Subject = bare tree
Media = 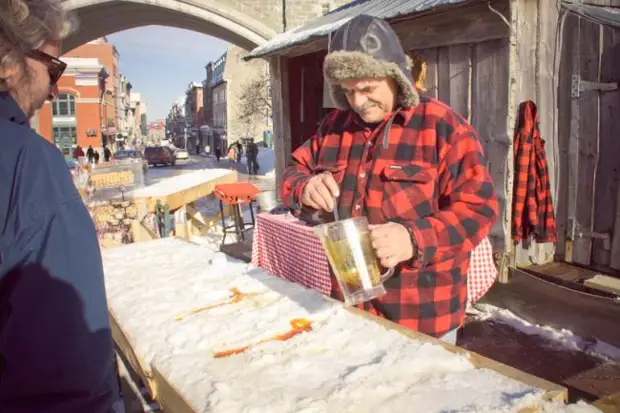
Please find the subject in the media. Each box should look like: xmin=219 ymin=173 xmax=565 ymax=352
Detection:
xmin=237 ymin=72 xmax=272 ymax=136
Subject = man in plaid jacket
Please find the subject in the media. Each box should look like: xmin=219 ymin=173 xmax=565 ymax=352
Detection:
xmin=281 ymin=14 xmax=499 ymax=342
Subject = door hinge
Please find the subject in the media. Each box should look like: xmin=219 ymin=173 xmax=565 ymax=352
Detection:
xmin=568 ymin=218 xmax=611 ymax=250
xmin=572 ymin=75 xmax=618 ymax=98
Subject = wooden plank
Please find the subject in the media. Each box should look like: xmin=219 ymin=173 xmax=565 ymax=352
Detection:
xmin=512 ymin=0 xmax=553 ymax=267
xmin=536 ymin=0 xmax=560 ymax=230
xmin=610 ymin=184 xmax=620 ymax=269
xmin=151 ymin=366 xmax=195 ymax=413
xmin=486 ymin=265 xmax=620 ymax=348
xmin=593 ymin=25 xmax=620 ymax=268
xmin=571 ymin=18 xmax=602 ymax=266
xmin=138 ymin=171 xmax=238 ymax=213
xmin=411 ymin=48 xmax=438 ymax=98
xmin=556 ymin=13 xmax=579 ymax=261
xmin=437 ymin=46 xmax=450 ymax=104
xmin=394 ymin=1 xmax=510 ymax=52
xmin=584 ymin=274 xmax=620 ymax=296
xmin=448 ymin=43 xmax=472 ymax=119
xmin=594 ymin=391 xmax=620 ymax=412
xmin=270 ymin=56 xmax=292 ymax=201
xmin=471 ymin=38 xmax=510 ymax=251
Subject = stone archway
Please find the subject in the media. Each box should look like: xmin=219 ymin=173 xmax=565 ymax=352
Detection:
xmin=62 ymin=0 xmax=280 ymax=52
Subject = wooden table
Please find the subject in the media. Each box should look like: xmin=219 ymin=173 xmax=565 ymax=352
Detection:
xmin=128 ymin=169 xmax=238 ymax=240
xmin=102 ymin=239 xmax=574 ymax=413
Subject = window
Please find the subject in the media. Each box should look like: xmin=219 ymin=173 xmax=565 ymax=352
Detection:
xmin=52 ymin=94 xmax=76 ymax=116
xmin=52 ymin=126 xmax=77 ymax=145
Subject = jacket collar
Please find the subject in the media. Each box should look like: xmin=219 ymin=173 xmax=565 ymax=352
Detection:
xmin=0 ymin=92 xmax=29 ymax=126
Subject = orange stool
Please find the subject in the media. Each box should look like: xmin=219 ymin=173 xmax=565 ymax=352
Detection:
xmin=214 ymin=183 xmax=261 ymax=245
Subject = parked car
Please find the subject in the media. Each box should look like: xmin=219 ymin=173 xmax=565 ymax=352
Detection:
xmin=144 ymin=146 xmax=176 ymax=167
xmin=113 ymin=149 xmax=149 ymax=175
xmin=175 ymin=148 xmax=190 ymax=160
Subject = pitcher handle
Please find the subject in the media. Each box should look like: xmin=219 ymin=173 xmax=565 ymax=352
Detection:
xmin=380 ymin=267 xmax=395 ymax=283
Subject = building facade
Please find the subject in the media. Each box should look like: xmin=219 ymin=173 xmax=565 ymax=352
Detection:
xmin=64 ymin=37 xmax=121 ymax=147
xmin=38 ymin=57 xmax=105 ymax=154
xmin=201 ymin=45 xmax=272 ymax=155
xmin=39 ymin=37 xmax=146 ymax=156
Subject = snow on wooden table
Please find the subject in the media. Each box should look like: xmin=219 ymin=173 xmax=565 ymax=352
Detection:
xmin=102 ymin=238 xmax=599 ymax=413
xmin=131 ymin=168 xmax=234 ymax=198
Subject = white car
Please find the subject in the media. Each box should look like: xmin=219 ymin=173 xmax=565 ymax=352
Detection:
xmin=175 ymin=148 xmax=190 ymax=160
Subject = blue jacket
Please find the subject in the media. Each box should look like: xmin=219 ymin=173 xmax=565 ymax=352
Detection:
xmin=0 ymin=93 xmax=120 ymax=412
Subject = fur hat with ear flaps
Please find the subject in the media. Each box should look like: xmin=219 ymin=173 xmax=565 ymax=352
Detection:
xmin=323 ymin=14 xmax=419 ymax=111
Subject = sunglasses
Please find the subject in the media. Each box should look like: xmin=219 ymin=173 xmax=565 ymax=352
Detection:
xmin=27 ymin=49 xmax=67 ymax=85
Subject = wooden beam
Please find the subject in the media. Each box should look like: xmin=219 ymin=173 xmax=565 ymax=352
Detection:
xmin=262 ymin=1 xmax=510 ymax=60
xmin=568 ymin=18 xmax=602 ymax=265
xmin=610 ymin=184 xmax=620 ymax=269
xmin=592 ymin=25 xmax=620 ymax=268
xmin=269 ymin=56 xmax=292 ymax=200
xmin=394 ymin=0 xmax=510 ymax=51
xmin=593 ymin=391 xmax=620 ymax=412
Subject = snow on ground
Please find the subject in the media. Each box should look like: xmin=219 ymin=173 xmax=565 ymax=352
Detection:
xmin=102 ymin=239 xmax=601 ymax=413
xmin=470 ymin=304 xmax=620 ymax=361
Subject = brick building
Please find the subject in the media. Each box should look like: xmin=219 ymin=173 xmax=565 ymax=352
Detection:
xmin=38 ymin=57 xmax=106 ymax=153
xmin=39 ymin=37 xmax=145 ymax=154
xmin=63 ymin=37 xmax=120 ymax=145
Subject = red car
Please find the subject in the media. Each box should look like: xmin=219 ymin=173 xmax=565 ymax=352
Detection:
xmin=144 ymin=146 xmax=176 ymax=167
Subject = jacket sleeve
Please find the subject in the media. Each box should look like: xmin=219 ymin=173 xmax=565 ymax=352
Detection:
xmin=280 ymin=136 xmax=321 ymax=212
xmin=398 ymin=121 xmax=499 ymax=268
xmin=0 ymin=197 xmax=120 ymax=413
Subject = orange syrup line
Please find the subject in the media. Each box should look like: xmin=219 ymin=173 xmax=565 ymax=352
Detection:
xmin=212 ymin=318 xmax=313 ymax=358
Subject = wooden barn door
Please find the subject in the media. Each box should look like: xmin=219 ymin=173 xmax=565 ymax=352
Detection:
xmin=563 ymin=15 xmax=620 ymax=269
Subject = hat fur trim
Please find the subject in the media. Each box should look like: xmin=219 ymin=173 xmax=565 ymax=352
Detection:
xmin=323 ymin=50 xmax=419 ymax=110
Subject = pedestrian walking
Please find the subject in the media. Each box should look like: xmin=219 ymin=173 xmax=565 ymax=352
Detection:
xmin=0 ymin=1 xmax=122 ymax=411
xmin=246 ymin=138 xmax=259 ymax=175
xmin=103 ymin=145 xmax=111 ymax=162
xmin=87 ymin=144 xmax=95 ymax=163
xmin=215 ymin=143 xmax=221 ymax=162
xmin=236 ymin=140 xmax=243 ymax=164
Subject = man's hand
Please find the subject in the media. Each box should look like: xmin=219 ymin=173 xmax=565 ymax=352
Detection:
xmin=368 ymin=222 xmax=415 ymax=268
xmin=301 ymin=172 xmax=340 ymax=211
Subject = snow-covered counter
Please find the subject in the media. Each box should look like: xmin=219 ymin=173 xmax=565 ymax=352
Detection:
xmin=130 ymin=168 xmax=238 ymax=212
xmin=102 ymin=239 xmax=598 ymax=413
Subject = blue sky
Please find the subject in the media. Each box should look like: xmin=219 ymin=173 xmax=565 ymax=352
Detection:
xmin=107 ymin=26 xmax=229 ymax=121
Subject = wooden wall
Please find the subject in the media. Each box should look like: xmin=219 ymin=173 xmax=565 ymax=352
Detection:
xmin=556 ymin=12 xmax=620 ymax=272
xmin=407 ymin=0 xmax=511 ymax=252
xmin=510 ymin=0 xmax=560 ymax=267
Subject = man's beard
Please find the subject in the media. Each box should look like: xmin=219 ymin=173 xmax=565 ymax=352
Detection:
xmin=28 ymin=84 xmax=49 ymax=118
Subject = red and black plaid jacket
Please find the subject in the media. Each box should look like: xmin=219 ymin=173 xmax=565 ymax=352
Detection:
xmin=281 ymin=96 xmax=499 ymax=337
xmin=512 ymin=100 xmax=557 ymax=246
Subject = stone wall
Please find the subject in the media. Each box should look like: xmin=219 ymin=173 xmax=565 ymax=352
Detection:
xmin=224 ymin=45 xmax=271 ymax=144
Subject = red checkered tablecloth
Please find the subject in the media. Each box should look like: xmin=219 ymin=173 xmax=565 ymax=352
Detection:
xmin=251 ymin=213 xmax=498 ymax=303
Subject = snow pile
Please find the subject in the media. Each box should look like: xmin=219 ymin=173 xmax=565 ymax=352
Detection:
xmin=472 ymin=304 xmax=620 ymax=361
xmin=101 ymin=238 xmax=600 ymax=413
